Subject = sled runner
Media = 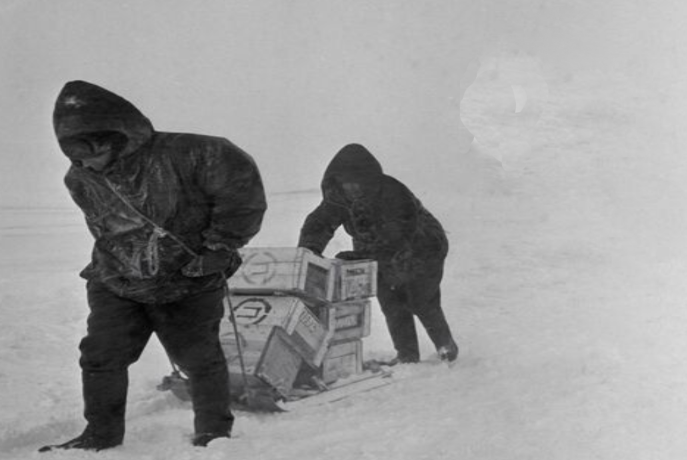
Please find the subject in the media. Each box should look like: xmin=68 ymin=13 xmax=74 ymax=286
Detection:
xmin=158 ymin=362 xmax=394 ymax=412
xmin=285 ymin=367 xmax=393 ymax=408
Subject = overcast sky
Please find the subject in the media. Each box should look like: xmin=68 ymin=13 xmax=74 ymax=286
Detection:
xmin=0 ymin=0 xmax=684 ymax=208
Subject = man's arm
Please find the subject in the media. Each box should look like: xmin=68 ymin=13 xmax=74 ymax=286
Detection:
xmin=197 ymin=139 xmax=267 ymax=251
xmin=182 ymin=139 xmax=266 ymax=279
xmin=298 ymin=200 xmax=345 ymax=255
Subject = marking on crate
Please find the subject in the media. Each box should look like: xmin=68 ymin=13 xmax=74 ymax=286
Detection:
xmin=335 ymin=315 xmax=359 ymax=329
xmin=240 ymin=252 xmax=278 ymax=285
xmin=297 ymin=310 xmax=321 ymax=334
xmin=231 ymin=297 xmax=272 ymax=325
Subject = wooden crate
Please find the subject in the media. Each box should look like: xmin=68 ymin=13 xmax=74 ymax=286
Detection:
xmin=254 ymin=327 xmax=304 ymax=397
xmin=320 ymin=339 xmax=363 ymax=384
xmin=331 ymin=259 xmax=377 ymax=302
xmin=220 ymin=326 xmax=303 ymax=398
xmin=331 ymin=300 xmax=371 ymax=342
xmin=222 ymin=295 xmax=333 ymax=367
xmin=231 ymin=247 xmax=335 ymax=302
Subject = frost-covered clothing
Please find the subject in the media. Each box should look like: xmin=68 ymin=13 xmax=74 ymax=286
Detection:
xmin=54 ymin=81 xmax=266 ymax=304
xmin=50 ymin=80 xmax=265 ymax=447
xmin=298 ymin=144 xmax=457 ymax=362
xmin=81 ymin=281 xmax=232 ymax=443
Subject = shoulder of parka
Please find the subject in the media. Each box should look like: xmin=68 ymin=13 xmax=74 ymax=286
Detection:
xmin=152 ymin=132 xmax=258 ymax=171
xmin=379 ymin=175 xmax=419 ymax=207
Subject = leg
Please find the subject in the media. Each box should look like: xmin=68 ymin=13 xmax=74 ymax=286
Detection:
xmin=377 ymin=279 xmax=420 ymax=362
xmin=411 ymin=286 xmax=457 ymax=358
xmin=150 ymin=288 xmax=233 ymax=440
xmin=406 ymin=262 xmax=458 ymax=361
xmin=79 ymin=281 xmax=152 ymax=444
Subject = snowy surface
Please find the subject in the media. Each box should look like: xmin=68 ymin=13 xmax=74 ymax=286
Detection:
xmin=3 ymin=59 xmax=687 ymax=459
xmin=3 ymin=1 xmax=687 ymax=458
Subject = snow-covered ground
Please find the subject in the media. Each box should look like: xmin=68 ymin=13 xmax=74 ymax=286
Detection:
xmin=2 ymin=51 xmax=687 ymax=460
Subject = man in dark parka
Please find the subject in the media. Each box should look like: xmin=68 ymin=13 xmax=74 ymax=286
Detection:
xmin=298 ymin=143 xmax=458 ymax=364
xmin=42 ymin=81 xmax=266 ymax=451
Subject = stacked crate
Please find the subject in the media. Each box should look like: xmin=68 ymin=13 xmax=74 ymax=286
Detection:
xmin=220 ymin=247 xmax=332 ymax=398
xmin=221 ymin=247 xmax=377 ymax=397
xmin=320 ymin=259 xmax=377 ymax=384
xmin=231 ymin=247 xmax=334 ymax=302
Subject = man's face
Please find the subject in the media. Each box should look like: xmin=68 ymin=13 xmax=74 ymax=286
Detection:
xmin=341 ymin=182 xmax=364 ymax=200
xmin=78 ymin=145 xmax=115 ymax=172
xmin=61 ymin=132 xmax=124 ymax=172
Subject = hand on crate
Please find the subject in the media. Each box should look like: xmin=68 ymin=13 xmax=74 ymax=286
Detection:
xmin=298 ymin=244 xmax=323 ymax=256
xmin=334 ymin=250 xmax=369 ymax=261
xmin=181 ymin=247 xmax=243 ymax=278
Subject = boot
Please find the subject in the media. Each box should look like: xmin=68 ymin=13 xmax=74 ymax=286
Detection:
xmin=437 ymin=339 xmax=459 ymax=363
xmin=82 ymin=370 xmax=127 ymax=442
xmin=393 ymin=352 xmax=420 ymax=365
xmin=38 ymin=429 xmax=122 ymax=452
xmin=192 ymin=432 xmax=231 ymax=447
xmin=378 ymin=352 xmax=420 ymax=367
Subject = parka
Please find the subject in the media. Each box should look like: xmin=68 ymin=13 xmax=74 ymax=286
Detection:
xmin=53 ymin=81 xmax=266 ymax=304
xmin=298 ymin=143 xmax=448 ymax=288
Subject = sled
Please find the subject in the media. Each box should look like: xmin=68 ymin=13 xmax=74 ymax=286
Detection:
xmin=157 ymin=366 xmax=287 ymax=413
xmin=157 ymin=247 xmax=379 ymax=413
xmin=157 ymin=365 xmax=393 ymax=412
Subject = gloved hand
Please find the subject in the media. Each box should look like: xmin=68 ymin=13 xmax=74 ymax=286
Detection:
xmin=299 ymin=246 xmax=322 ymax=256
xmin=181 ymin=247 xmax=243 ymax=278
xmin=335 ymin=250 xmax=369 ymax=261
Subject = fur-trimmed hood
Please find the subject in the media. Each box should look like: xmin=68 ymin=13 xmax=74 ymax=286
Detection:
xmin=53 ymin=80 xmax=154 ymax=161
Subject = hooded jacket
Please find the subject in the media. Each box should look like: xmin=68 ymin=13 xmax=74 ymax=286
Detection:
xmin=54 ymin=81 xmax=266 ymax=303
xmin=298 ymin=144 xmax=447 ymax=285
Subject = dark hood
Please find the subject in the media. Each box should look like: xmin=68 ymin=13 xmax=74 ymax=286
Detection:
xmin=53 ymin=80 xmax=154 ymax=160
xmin=321 ymin=144 xmax=384 ymax=200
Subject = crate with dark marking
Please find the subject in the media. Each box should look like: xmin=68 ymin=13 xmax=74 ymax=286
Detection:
xmin=221 ymin=295 xmax=333 ymax=368
xmin=331 ymin=259 xmax=377 ymax=302
xmin=232 ymin=247 xmax=335 ymax=302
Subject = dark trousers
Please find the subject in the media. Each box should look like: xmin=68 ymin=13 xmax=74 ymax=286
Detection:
xmin=79 ymin=281 xmax=233 ymax=442
xmin=377 ymin=260 xmax=455 ymax=361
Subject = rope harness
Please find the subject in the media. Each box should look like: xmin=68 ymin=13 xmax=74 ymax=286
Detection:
xmin=103 ymin=178 xmax=199 ymax=275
